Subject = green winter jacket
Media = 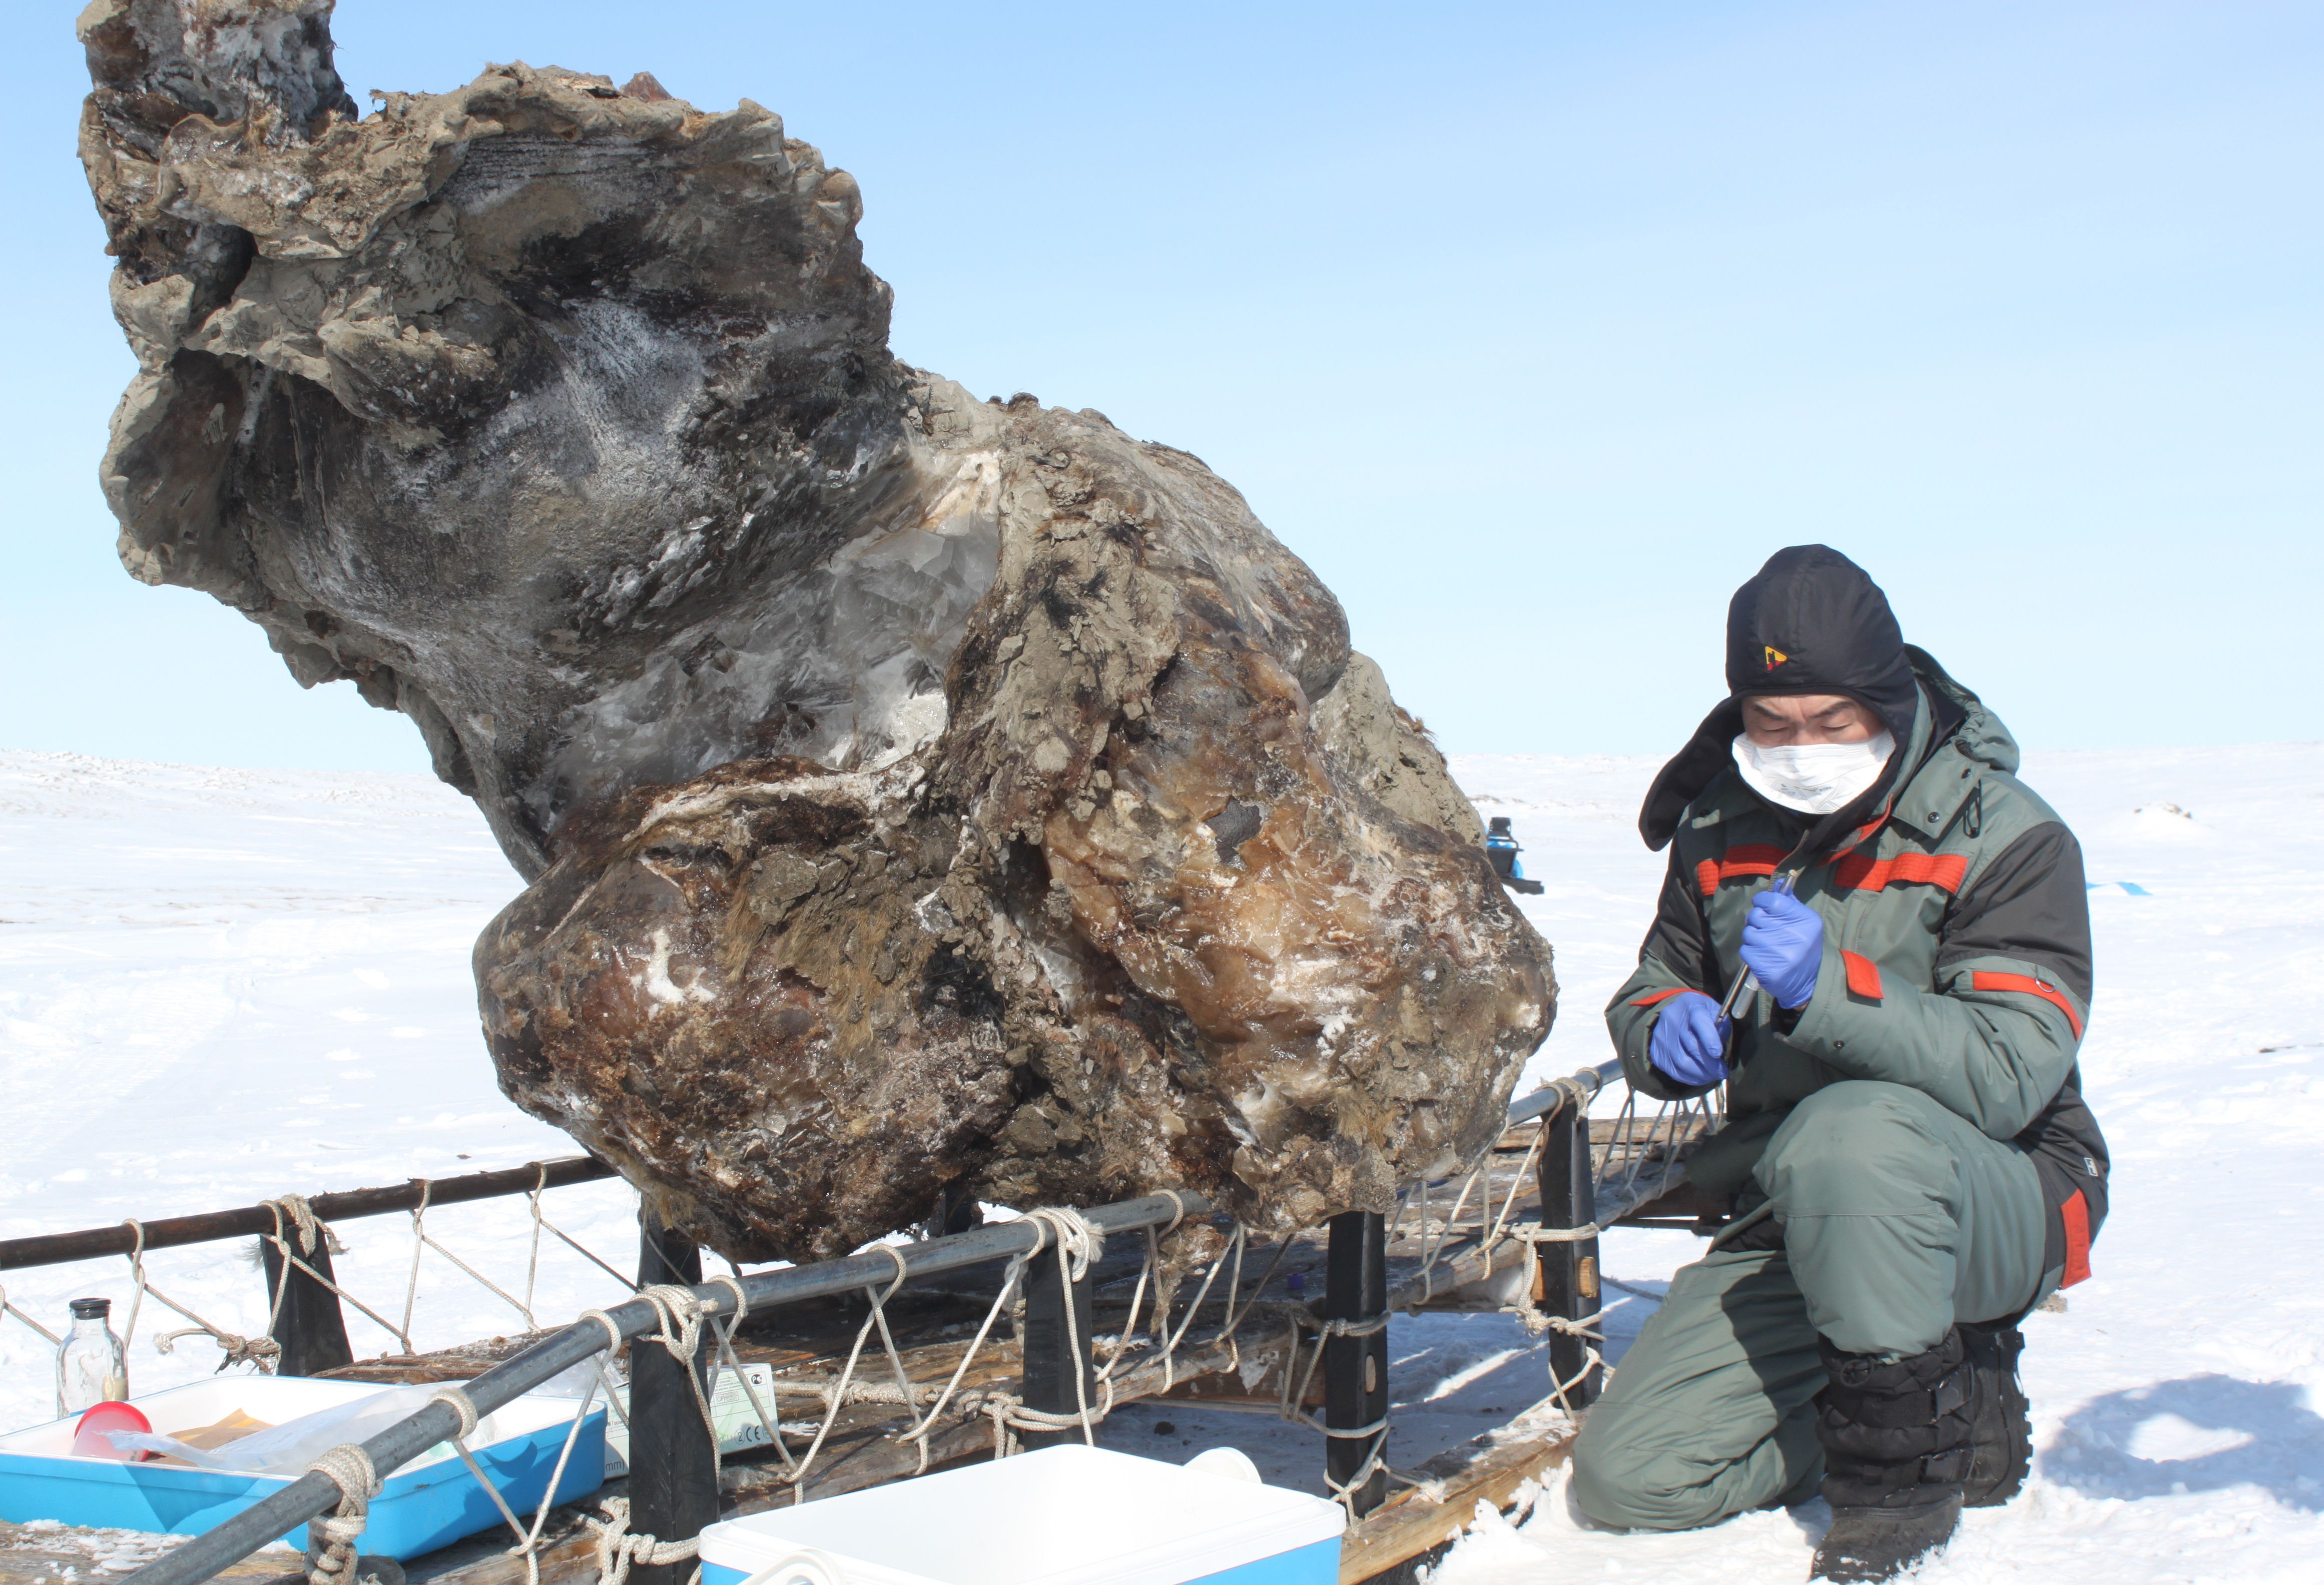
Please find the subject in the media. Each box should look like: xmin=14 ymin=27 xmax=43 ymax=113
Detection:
xmin=1606 ymin=648 xmax=2109 ymax=1265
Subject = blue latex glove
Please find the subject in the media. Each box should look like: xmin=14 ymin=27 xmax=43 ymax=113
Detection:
xmin=1649 ymin=992 xmax=1731 ymax=1086
xmin=1741 ymin=888 xmax=1824 ymax=1008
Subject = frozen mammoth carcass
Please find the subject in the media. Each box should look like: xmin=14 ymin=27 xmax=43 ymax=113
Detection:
xmin=78 ymin=0 xmax=1557 ymax=1261
xmin=476 ymin=394 xmax=1556 ymax=1259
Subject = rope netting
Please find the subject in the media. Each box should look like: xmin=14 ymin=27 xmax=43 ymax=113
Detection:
xmin=637 ymin=1077 xmax=1689 ymax=1526
xmin=0 ymin=1075 xmax=1725 ymax=1576
xmin=2 ymin=1167 xmax=642 ymax=1418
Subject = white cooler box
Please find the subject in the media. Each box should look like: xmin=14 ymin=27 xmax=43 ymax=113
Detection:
xmin=0 ymin=1376 xmax=606 ymax=1560
xmin=697 ymin=1445 xmax=1344 ymax=1585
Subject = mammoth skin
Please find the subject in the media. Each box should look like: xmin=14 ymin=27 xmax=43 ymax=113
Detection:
xmin=79 ymin=0 xmax=1557 ymax=1260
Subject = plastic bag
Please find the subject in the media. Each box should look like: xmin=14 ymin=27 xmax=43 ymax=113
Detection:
xmin=108 ymin=1385 xmax=444 ymax=1474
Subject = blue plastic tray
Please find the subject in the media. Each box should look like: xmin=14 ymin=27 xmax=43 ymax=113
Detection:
xmin=0 ymin=1377 xmax=605 ymax=1560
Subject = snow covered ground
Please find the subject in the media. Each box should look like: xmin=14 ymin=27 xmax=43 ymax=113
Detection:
xmin=0 ymin=753 xmax=648 ymax=1414
xmin=4 ymin=741 xmax=2322 ymax=1581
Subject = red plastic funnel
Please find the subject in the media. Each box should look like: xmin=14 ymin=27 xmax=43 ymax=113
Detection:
xmin=71 ymin=1400 xmax=152 ymax=1460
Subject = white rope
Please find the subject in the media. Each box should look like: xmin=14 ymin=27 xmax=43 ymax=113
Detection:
xmin=1098 ymin=1228 xmax=1163 ymax=1387
xmin=1480 ymin=1120 xmax=1553 ymax=1252
xmin=587 ymin=1497 xmax=700 ymax=1585
xmin=24 ymin=1166 xmax=634 ymax=1426
xmin=0 ymin=1282 xmax=61 ymax=1347
xmin=530 ymin=1166 xmax=639 ymax=1295
xmin=1158 ymin=1222 xmax=1243 ymax=1378
xmin=399 ymin=1182 xmax=431 ymax=1349
xmin=232 ymin=1199 xmax=418 ymax=1357
xmin=405 ymin=1180 xmax=540 ymax=1332
xmin=422 ymin=1380 xmax=605 ymax=1585
xmin=579 ymin=1309 xmax=626 ymax=1354
xmin=979 ymin=1384 xmax=1120 ymax=1459
xmin=502 ymin=1372 xmax=605 ymax=1585
xmin=700 ymin=1273 xmax=788 ymax=1470
xmin=1532 ymin=1297 xmax=1631 ymax=1412
xmin=121 ymin=1219 xmax=282 ymax=1373
xmin=1024 ymin=1208 xmax=1103 ymax=1443
xmin=1270 ymin=1313 xmax=1448 ymax=1515
xmin=890 ymin=1203 xmax=1203 ymax=1471
xmin=262 ymin=1195 xmax=348 ymax=1259
xmin=248 ymin=1202 xmax=411 ymax=1358
xmin=941 ymin=1208 xmax=1109 ymax=1458
xmin=523 ymin=1169 xmax=548 ymax=1320
xmin=1322 ymin=1425 xmax=1389 ymax=1511
xmin=304 ymin=1443 xmax=381 ymax=1585
xmin=1023 ymin=1207 xmax=1104 ymax=1281
xmin=1277 ymin=1308 xmax=1381 ymax=1436
xmin=430 ymin=1384 xmax=481 ymax=1439
xmin=767 ymin=1247 xmax=912 ymax=1500
xmin=577 ymin=1310 xmax=635 ymax=1433
xmin=427 ymin=1380 xmax=526 ymax=1550
xmin=637 ymin=1282 xmax=728 ymax=1497
xmin=893 ymin=1248 xmax=1032 ymax=1473
xmin=1415 ymin=1166 xmax=1484 ymax=1295
xmin=1155 ymin=1189 xmax=1192 ymax=1233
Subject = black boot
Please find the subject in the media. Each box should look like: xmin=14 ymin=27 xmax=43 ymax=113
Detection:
xmin=1809 ymin=1330 xmax=1973 ymax=1582
xmin=1958 ymin=1320 xmax=2032 ymax=1507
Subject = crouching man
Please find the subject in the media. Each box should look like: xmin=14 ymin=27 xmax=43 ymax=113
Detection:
xmin=1571 ymin=546 xmax=2108 ymax=1581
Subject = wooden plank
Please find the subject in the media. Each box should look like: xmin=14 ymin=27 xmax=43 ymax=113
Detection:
xmin=0 ymin=1520 xmax=305 ymax=1585
xmin=318 ymin=1333 xmax=551 ymax=1384
xmin=1336 ymin=1402 xmax=1578 ymax=1584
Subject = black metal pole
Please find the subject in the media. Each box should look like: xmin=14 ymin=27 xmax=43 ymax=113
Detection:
xmin=0 ymin=1157 xmax=617 ymax=1272
xmin=1323 ymin=1210 xmax=1388 ymax=1515
xmin=1017 ymin=1233 xmax=1095 ymax=1450
xmin=935 ymin=1181 xmax=985 ymax=1237
xmin=258 ymin=1232 xmax=354 ymax=1377
xmin=1536 ymin=1103 xmax=1603 ymax=1408
xmin=629 ymin=1207 xmax=717 ymax=1585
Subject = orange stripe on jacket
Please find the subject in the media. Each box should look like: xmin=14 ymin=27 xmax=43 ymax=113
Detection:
xmin=1832 ymin=850 xmax=1970 ymax=895
xmin=1695 ymin=844 xmax=1789 ymax=897
xmin=1970 ymin=971 xmax=2086 ymax=1039
xmin=1841 ymin=950 xmax=1883 ymax=1000
xmin=1628 ymin=988 xmax=1694 ymax=1009
xmin=2060 ymin=1189 xmax=2093 ymax=1287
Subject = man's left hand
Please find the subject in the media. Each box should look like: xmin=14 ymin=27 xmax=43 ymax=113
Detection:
xmin=1740 ymin=889 xmax=1823 ymax=1008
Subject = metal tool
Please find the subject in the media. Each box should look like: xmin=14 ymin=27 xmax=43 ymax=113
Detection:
xmin=1718 ymin=870 xmax=1798 ymax=1042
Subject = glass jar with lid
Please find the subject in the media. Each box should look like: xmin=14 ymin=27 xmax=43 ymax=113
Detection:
xmin=56 ymin=1296 xmax=128 ymax=1417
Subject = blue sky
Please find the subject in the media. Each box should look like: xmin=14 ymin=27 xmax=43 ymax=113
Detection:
xmin=3 ymin=1 xmax=2316 ymax=772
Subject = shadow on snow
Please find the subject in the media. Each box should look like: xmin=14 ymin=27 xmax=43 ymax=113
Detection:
xmin=2042 ymin=1373 xmax=2324 ymax=1511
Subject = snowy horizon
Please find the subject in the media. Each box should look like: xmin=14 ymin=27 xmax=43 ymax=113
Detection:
xmin=4 ymin=742 xmax=2319 ymax=1578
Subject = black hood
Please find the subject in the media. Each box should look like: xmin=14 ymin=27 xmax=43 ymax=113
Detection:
xmin=1640 ymin=546 xmax=1945 ymax=854
xmin=1723 ymin=545 xmax=1920 ymax=740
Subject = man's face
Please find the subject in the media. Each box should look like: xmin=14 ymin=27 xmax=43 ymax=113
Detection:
xmin=1740 ymin=692 xmax=1881 ymax=746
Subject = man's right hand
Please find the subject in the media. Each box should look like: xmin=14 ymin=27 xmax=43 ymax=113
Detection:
xmin=1648 ymin=992 xmax=1731 ymax=1086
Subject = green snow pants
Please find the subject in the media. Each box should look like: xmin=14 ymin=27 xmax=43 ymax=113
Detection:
xmin=1570 ymin=1080 xmax=2052 ymax=1531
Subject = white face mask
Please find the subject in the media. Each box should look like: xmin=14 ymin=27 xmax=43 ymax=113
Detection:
xmin=1731 ymin=729 xmax=1896 ymax=816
